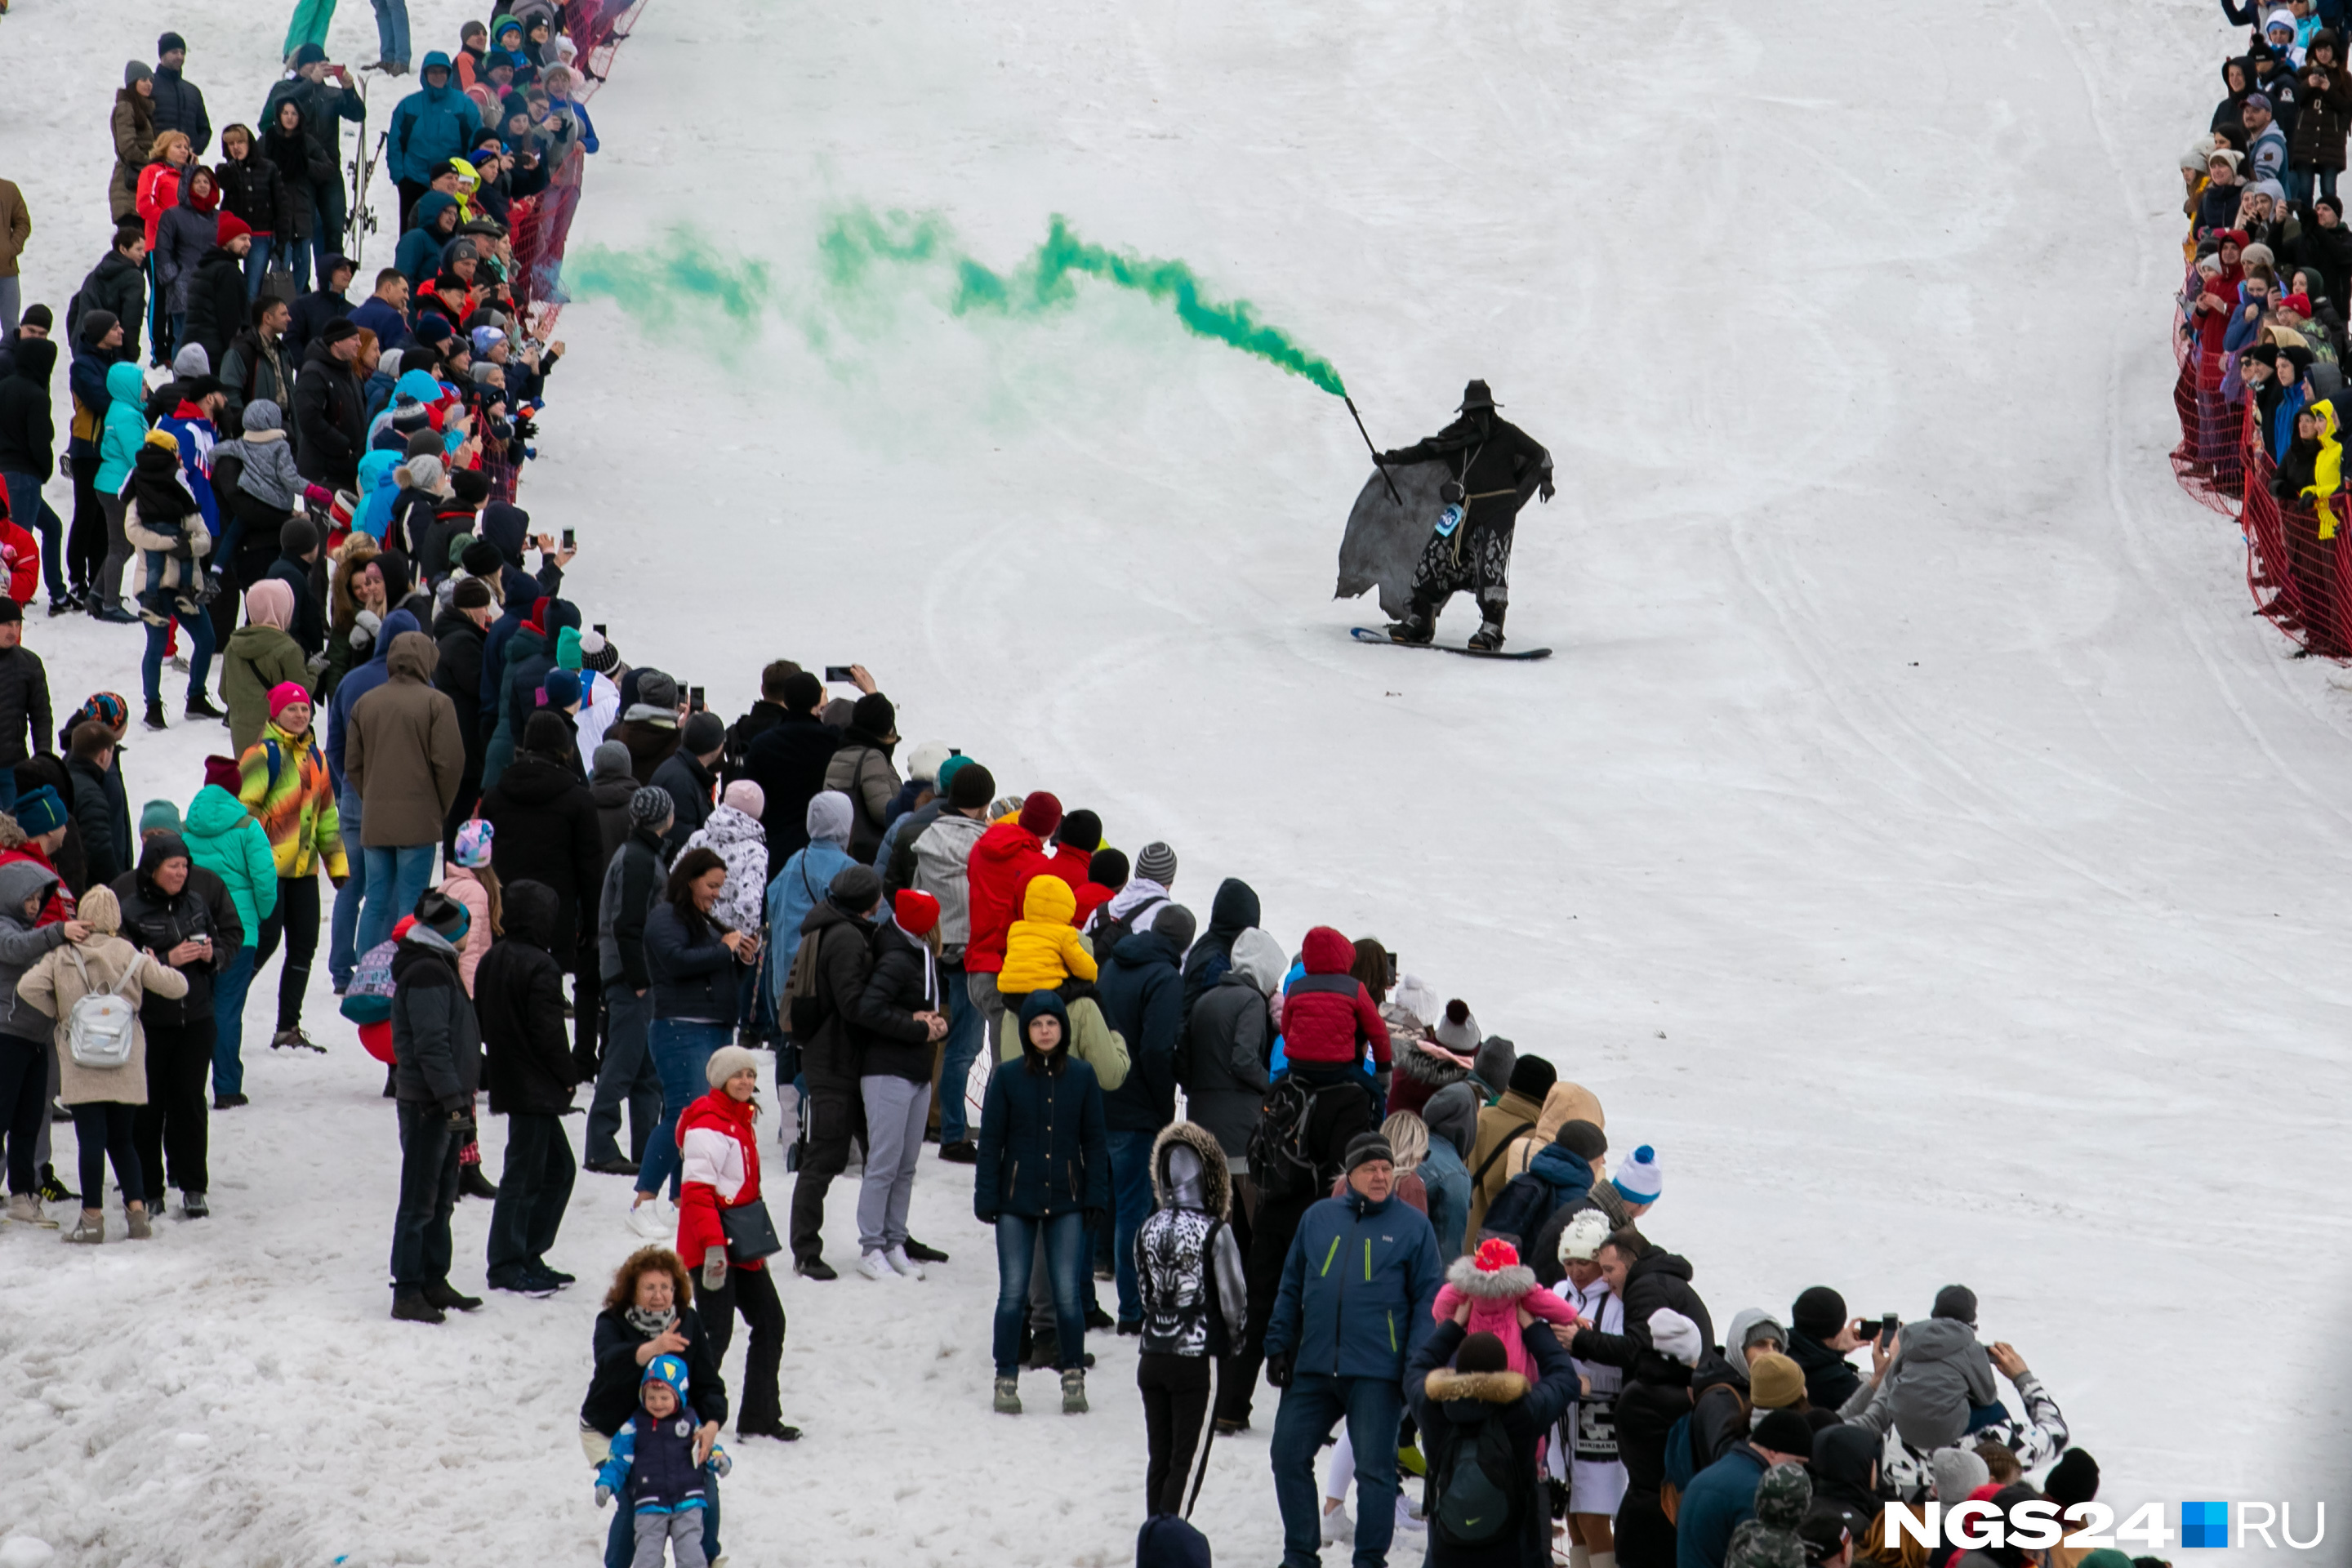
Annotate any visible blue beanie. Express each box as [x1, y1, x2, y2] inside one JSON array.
[[541, 668, 581, 710], [14, 786, 67, 837], [642, 1353, 689, 1401]]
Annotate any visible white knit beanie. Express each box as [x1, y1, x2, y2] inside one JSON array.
[[1612, 1144, 1664, 1204], [705, 1045, 762, 1089]]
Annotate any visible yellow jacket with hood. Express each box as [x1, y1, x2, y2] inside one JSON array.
[[996, 874, 1098, 993], [2305, 400, 2346, 538]]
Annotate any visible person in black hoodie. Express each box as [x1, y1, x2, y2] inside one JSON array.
[[286, 256, 356, 359], [590, 786, 670, 1177], [786, 864, 886, 1280], [721, 660, 800, 787], [1179, 876, 1259, 1015], [476, 877, 582, 1296], [847, 888, 949, 1281], [112, 829, 238, 1218], [434, 576, 494, 855], [0, 336, 69, 612], [65, 724, 124, 887], [264, 514, 326, 660], [1094, 903, 1196, 1331], [479, 709, 603, 992], [292, 318, 366, 488], [653, 710, 724, 859], [1786, 1287, 1865, 1412], [741, 670, 838, 866], [389, 889, 485, 1324], [74, 226, 150, 366]]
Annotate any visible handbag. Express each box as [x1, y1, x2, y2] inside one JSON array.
[[717, 1198, 782, 1263]]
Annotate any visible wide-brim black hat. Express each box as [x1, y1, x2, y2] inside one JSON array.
[[1458, 379, 1500, 411]]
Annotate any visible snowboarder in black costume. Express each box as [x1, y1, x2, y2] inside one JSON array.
[[1379, 381, 1553, 652]]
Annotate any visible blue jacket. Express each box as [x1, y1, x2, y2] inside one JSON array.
[[764, 837, 854, 1009], [324, 608, 421, 773], [1094, 927, 1187, 1134], [350, 296, 411, 355], [1479, 1139, 1597, 1247], [387, 56, 483, 186], [94, 362, 149, 494], [393, 195, 458, 288], [68, 347, 114, 461], [1419, 1137, 1473, 1265], [1674, 1444, 1768, 1568], [642, 901, 737, 1022], [1264, 1186, 1444, 1382], [974, 1036, 1110, 1221], [154, 408, 221, 533], [595, 1404, 710, 1515]]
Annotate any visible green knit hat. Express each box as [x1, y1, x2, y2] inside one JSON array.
[[140, 800, 182, 835], [556, 626, 582, 670]]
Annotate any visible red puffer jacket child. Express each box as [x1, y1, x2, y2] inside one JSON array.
[[962, 791, 1061, 978], [675, 1058, 766, 1279], [1281, 925, 1393, 1069]]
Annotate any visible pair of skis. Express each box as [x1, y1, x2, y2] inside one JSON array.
[[344, 69, 390, 266]]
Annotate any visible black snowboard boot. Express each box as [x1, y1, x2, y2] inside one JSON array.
[[1387, 609, 1436, 645], [1468, 618, 1506, 653]]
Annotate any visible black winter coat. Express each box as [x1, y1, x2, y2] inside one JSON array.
[[431, 607, 487, 772], [1786, 1327, 1864, 1412], [1095, 928, 1186, 1134], [260, 118, 333, 239], [0, 645, 52, 768], [73, 253, 148, 363], [150, 67, 212, 155], [849, 919, 937, 1082], [974, 1037, 1110, 1221], [390, 927, 481, 1107], [651, 748, 715, 860], [1381, 410, 1552, 533], [285, 286, 351, 360], [642, 900, 737, 1022], [0, 337, 56, 480], [582, 1303, 728, 1437], [479, 751, 601, 965], [475, 880, 579, 1115], [1570, 1245, 1713, 1368], [215, 153, 290, 241], [182, 247, 250, 376], [742, 712, 839, 864], [721, 699, 791, 786], [795, 901, 878, 1090], [1183, 971, 1271, 1159], [597, 828, 662, 989], [67, 758, 123, 887], [292, 337, 366, 486], [110, 835, 240, 1027]]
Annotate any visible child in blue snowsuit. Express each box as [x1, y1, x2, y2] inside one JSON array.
[[595, 1356, 731, 1568]]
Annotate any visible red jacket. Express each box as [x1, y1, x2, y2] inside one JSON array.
[[0, 844, 75, 924], [1071, 880, 1116, 930], [675, 1088, 764, 1272], [0, 518, 34, 604], [962, 821, 1047, 975], [1281, 925, 1392, 1069]]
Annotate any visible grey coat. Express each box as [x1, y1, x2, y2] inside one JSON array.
[[1183, 970, 1272, 1165], [0, 860, 71, 1039], [1839, 1316, 1998, 1450]]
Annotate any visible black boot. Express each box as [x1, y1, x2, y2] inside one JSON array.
[[390, 1289, 446, 1324], [1468, 618, 1506, 653], [1386, 608, 1436, 645], [143, 699, 169, 732], [185, 691, 225, 720], [458, 1164, 499, 1200]]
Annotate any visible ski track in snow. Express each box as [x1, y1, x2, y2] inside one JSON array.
[[1, 0, 2350, 1561]]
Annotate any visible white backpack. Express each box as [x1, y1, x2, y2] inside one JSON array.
[[63, 947, 143, 1070]]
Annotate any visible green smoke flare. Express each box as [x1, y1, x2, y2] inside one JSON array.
[[564, 233, 774, 331]]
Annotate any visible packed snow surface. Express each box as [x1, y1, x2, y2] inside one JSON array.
[[0, 0, 2346, 1562]]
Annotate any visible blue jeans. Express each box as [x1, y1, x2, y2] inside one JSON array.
[[140, 607, 216, 707], [210, 946, 257, 1096], [635, 1018, 725, 1201], [328, 786, 363, 985], [1271, 1374, 1405, 1568], [1108, 1127, 1158, 1325], [2, 472, 65, 600], [371, 0, 412, 66], [243, 237, 275, 300], [602, 1476, 719, 1568], [938, 959, 983, 1142], [357, 842, 436, 956], [993, 1210, 1088, 1375]]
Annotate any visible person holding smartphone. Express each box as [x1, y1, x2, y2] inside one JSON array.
[[113, 823, 240, 1219]]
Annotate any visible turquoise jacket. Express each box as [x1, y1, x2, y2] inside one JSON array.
[[181, 784, 279, 944], [94, 361, 149, 495]]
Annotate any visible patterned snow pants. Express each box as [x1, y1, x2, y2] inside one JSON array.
[[1410, 517, 1513, 623]]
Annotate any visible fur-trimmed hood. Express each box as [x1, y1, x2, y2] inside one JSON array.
[[1394, 1033, 1474, 1089], [1150, 1120, 1232, 1218], [1446, 1252, 1538, 1300], [1424, 1366, 1530, 1405]]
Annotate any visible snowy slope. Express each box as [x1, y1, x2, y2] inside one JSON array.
[[1, 0, 2348, 1562]]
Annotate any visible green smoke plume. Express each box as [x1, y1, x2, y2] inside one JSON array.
[[568, 207, 1348, 397]]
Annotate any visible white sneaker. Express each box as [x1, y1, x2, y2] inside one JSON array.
[[857, 1250, 898, 1282], [1321, 1506, 1352, 1545], [624, 1200, 672, 1240], [884, 1245, 926, 1280]]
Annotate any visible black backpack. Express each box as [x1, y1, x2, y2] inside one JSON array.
[[1245, 1076, 1327, 1201], [1431, 1406, 1527, 1550], [1085, 895, 1163, 960]]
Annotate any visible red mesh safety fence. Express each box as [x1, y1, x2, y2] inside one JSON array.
[[2167, 260, 2352, 660], [563, 0, 652, 93], [505, 4, 647, 327]]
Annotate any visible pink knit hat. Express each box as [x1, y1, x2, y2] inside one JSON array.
[[268, 682, 310, 719], [721, 779, 764, 819]]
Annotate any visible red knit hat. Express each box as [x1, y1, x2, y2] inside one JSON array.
[[216, 211, 252, 246], [202, 755, 243, 793], [893, 889, 940, 937], [1018, 790, 1062, 837], [1472, 1236, 1519, 1273]]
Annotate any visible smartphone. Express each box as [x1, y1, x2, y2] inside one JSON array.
[[1877, 1314, 1900, 1347], [592, 623, 607, 637], [823, 665, 854, 683], [1383, 948, 1399, 988], [561, 526, 576, 549], [689, 685, 706, 712]]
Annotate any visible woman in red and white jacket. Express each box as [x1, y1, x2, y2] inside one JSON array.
[[675, 1045, 797, 1441]]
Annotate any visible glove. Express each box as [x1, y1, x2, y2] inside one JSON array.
[[974, 1209, 998, 1227], [1083, 1208, 1108, 1235], [702, 1252, 728, 1291], [594, 1483, 612, 1510], [570, 1039, 600, 1082], [1266, 1352, 1294, 1389], [1539, 475, 1556, 502], [709, 1450, 732, 1479]]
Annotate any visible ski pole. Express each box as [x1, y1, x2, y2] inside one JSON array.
[[1347, 396, 1403, 505]]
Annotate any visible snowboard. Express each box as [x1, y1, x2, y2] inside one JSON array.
[[1351, 627, 1552, 661]]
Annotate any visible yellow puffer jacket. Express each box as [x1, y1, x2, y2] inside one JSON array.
[[2305, 400, 2345, 539], [994, 875, 1098, 993]]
